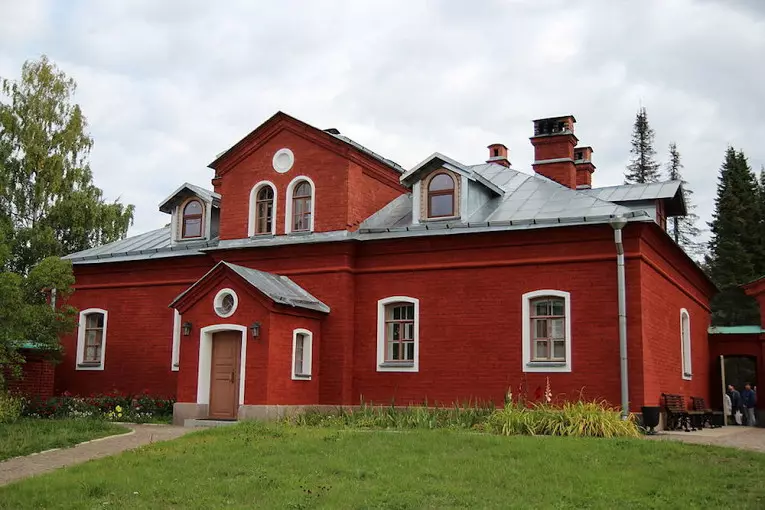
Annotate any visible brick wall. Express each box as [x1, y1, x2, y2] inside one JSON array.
[[6, 350, 55, 400]]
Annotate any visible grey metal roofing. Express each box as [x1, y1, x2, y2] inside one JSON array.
[[578, 181, 681, 202], [328, 132, 406, 174], [159, 182, 221, 214], [62, 226, 217, 264], [169, 261, 329, 313], [361, 162, 645, 232]]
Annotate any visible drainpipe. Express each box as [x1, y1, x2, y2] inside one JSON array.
[[609, 216, 629, 420]]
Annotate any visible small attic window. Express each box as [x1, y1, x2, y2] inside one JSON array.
[[493, 148, 500, 157], [427, 172, 456, 218], [182, 200, 204, 239]]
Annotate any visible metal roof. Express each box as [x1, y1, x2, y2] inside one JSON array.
[[328, 132, 407, 174], [62, 227, 216, 264], [578, 181, 686, 216], [159, 182, 221, 214], [169, 261, 329, 313], [708, 325, 765, 335], [361, 163, 644, 234]]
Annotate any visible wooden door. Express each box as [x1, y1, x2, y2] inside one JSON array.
[[209, 331, 241, 419]]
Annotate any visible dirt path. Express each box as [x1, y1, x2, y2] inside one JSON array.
[[0, 423, 192, 487], [646, 426, 765, 453]]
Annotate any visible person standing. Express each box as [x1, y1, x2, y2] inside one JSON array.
[[728, 385, 742, 425], [742, 383, 757, 427]]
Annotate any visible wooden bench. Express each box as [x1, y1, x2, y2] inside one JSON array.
[[691, 397, 722, 429], [662, 393, 694, 432]]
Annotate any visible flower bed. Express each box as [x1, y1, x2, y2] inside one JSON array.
[[21, 391, 175, 423]]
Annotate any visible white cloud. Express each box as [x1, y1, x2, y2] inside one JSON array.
[[0, 0, 762, 240]]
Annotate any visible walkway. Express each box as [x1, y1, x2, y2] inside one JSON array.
[[646, 426, 765, 453], [0, 423, 192, 487]]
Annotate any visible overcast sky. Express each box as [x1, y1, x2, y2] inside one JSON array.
[[1, 0, 763, 239]]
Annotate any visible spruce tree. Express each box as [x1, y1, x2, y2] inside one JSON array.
[[625, 106, 661, 184], [665, 142, 703, 256], [706, 147, 761, 325]]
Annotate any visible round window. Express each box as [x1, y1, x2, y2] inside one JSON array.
[[214, 289, 238, 318], [272, 148, 294, 173]]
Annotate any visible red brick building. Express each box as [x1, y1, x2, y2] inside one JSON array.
[[56, 112, 715, 423]]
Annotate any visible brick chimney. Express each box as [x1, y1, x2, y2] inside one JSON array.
[[530, 115, 578, 188], [486, 143, 510, 167], [574, 146, 595, 189]]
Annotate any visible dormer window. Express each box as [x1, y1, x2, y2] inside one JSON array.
[[427, 172, 456, 218], [182, 200, 203, 239]]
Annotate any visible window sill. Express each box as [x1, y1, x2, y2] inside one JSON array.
[[250, 233, 275, 239], [379, 361, 415, 368], [682, 373, 693, 381], [527, 361, 567, 367], [523, 361, 570, 373], [292, 373, 312, 381], [422, 216, 460, 222], [76, 362, 103, 370], [287, 230, 313, 236]]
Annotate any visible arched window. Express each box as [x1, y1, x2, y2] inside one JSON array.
[[680, 309, 692, 380], [376, 296, 420, 372], [182, 200, 203, 238], [292, 180, 312, 232], [76, 308, 108, 370], [427, 172, 455, 218], [522, 290, 572, 373], [255, 186, 274, 235]]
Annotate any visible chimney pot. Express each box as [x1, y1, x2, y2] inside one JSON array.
[[486, 143, 510, 167], [530, 115, 578, 188]]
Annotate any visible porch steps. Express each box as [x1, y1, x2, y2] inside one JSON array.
[[184, 419, 239, 428]]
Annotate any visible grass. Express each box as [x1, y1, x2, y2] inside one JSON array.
[[2, 422, 765, 509], [0, 419, 128, 461]]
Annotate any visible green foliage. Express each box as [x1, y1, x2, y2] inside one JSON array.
[[0, 256, 76, 389], [625, 106, 661, 184], [706, 147, 763, 325], [665, 142, 704, 258], [21, 391, 175, 423], [0, 55, 134, 275], [0, 391, 22, 424], [486, 400, 640, 438]]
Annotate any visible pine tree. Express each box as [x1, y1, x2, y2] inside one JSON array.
[[706, 147, 762, 325], [625, 106, 661, 184], [665, 142, 703, 257]]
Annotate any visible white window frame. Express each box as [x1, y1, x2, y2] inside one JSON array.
[[284, 175, 316, 234], [213, 288, 239, 318], [680, 308, 692, 380], [291, 328, 313, 380], [376, 296, 419, 373], [247, 180, 277, 237], [522, 290, 572, 373], [76, 308, 108, 371], [171, 309, 181, 371]]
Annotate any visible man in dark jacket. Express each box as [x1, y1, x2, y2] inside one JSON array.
[[742, 383, 757, 426], [728, 385, 742, 425]]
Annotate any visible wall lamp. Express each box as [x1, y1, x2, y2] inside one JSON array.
[[250, 321, 261, 340], [182, 321, 193, 336]]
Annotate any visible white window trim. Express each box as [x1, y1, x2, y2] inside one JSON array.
[[213, 288, 239, 318], [171, 309, 181, 371], [284, 175, 316, 234], [680, 308, 692, 380], [176, 196, 206, 242], [376, 296, 419, 373], [291, 328, 313, 380], [75, 308, 108, 371], [422, 170, 460, 221], [411, 181, 421, 225], [197, 324, 247, 406], [247, 180, 277, 237], [522, 290, 572, 373]]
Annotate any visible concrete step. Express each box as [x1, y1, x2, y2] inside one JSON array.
[[184, 418, 239, 428]]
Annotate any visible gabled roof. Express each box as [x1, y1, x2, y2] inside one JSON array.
[[578, 181, 686, 216], [159, 182, 221, 214], [62, 226, 217, 264], [169, 261, 330, 314], [207, 111, 405, 175], [399, 152, 504, 196]]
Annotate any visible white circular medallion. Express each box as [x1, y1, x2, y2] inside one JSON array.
[[272, 148, 294, 173], [214, 288, 238, 318]]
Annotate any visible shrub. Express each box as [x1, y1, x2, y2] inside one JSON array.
[[0, 391, 23, 423], [486, 400, 640, 438], [21, 392, 175, 423]]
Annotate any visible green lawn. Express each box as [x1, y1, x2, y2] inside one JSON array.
[[2, 422, 765, 509], [0, 419, 128, 461]]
